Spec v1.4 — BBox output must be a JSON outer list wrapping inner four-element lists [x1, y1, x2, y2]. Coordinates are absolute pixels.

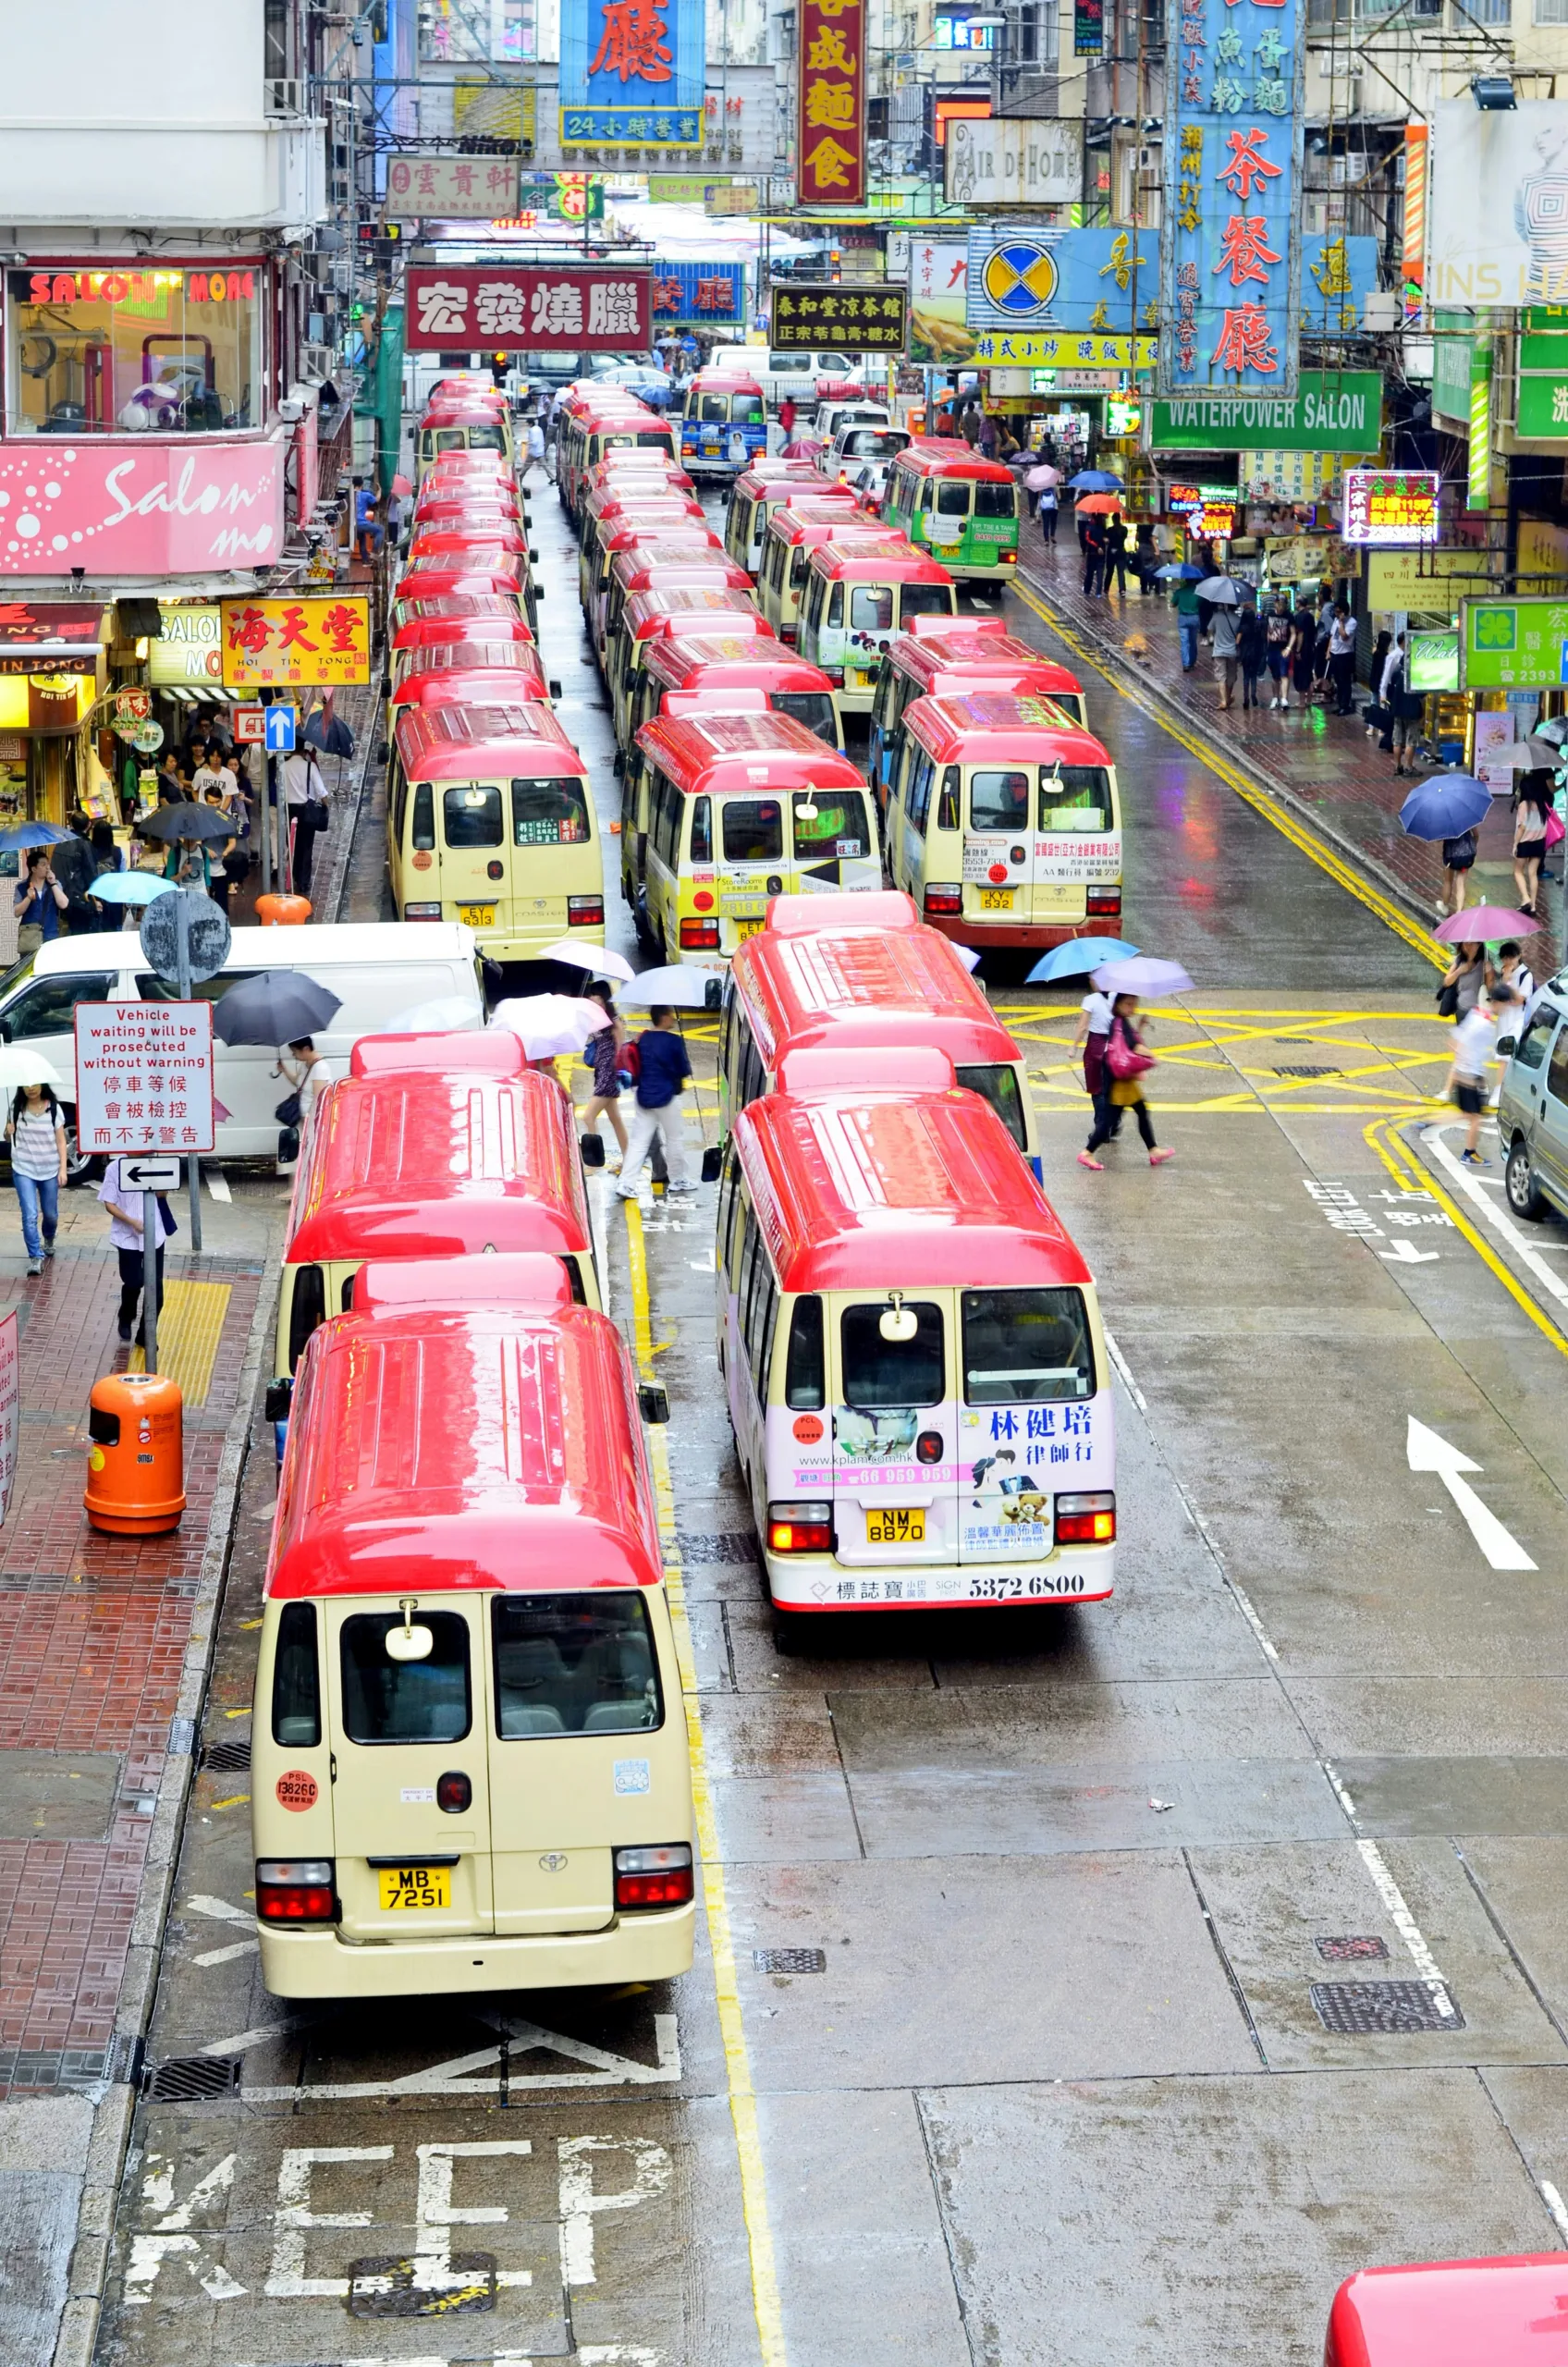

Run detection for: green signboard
[[1519, 306, 1568, 371], [1462, 595, 1568, 689], [1431, 312, 1472, 425], [1148, 371, 1382, 454], [1408, 631, 1459, 693], [1517, 372, 1568, 440]]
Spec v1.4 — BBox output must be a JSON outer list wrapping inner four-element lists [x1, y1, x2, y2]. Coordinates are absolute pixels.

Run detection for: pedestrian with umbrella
[[1208, 591, 1241, 712], [3, 1054, 67, 1275], [136, 798, 235, 895], [1076, 958, 1188, 1171], [1400, 772, 1492, 917], [210, 970, 344, 1169]]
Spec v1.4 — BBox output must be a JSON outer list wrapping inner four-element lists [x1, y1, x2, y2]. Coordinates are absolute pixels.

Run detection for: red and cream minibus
[[797, 544, 957, 710], [868, 616, 1087, 803], [759, 513, 908, 644]]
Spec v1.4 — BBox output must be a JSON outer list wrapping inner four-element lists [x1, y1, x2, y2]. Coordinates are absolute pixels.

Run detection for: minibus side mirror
[[580, 1133, 606, 1168], [701, 1147, 722, 1184], [548, 679, 563, 699], [638, 1384, 670, 1425], [263, 1377, 293, 1422]]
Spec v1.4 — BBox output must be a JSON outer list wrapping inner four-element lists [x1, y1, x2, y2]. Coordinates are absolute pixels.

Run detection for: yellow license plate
[[458, 904, 496, 928], [979, 888, 1015, 911], [379, 1865, 451, 1911], [866, 1506, 925, 1544], [731, 917, 764, 940]]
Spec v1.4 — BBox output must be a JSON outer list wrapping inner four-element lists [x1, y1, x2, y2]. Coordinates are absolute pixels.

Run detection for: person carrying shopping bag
[[1079, 994, 1175, 1170], [614, 1007, 693, 1201], [6, 1080, 67, 1275]]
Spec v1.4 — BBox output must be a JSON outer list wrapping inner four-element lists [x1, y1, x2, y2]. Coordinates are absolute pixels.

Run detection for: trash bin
[[256, 893, 312, 926], [84, 1372, 186, 1535]]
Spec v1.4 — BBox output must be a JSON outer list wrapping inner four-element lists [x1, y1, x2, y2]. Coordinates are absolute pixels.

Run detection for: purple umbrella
[[1433, 907, 1544, 943]]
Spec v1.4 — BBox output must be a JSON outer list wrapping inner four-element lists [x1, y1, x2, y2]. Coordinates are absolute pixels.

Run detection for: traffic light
[[490, 351, 508, 386]]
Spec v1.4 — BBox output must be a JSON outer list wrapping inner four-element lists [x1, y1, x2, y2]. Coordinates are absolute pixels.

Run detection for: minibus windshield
[[492, 1593, 663, 1736], [841, 1301, 944, 1407], [961, 1287, 1096, 1403], [954, 1062, 1028, 1150], [772, 692, 838, 745], [341, 1611, 472, 1743]]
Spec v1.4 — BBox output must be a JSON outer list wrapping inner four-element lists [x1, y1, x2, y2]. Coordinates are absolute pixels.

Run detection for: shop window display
[[6, 267, 263, 436]]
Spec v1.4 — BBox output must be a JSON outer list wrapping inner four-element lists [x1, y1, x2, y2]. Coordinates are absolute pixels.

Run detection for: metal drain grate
[[1273, 1064, 1343, 1078], [753, 1947, 827, 1975], [1309, 1981, 1464, 2035], [1316, 1934, 1389, 1963], [199, 1737, 251, 1773], [678, 1528, 757, 1564], [141, 2053, 243, 2102]]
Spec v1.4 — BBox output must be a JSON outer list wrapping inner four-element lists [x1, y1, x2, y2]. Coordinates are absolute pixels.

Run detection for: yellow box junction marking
[[129, 1278, 231, 1403]]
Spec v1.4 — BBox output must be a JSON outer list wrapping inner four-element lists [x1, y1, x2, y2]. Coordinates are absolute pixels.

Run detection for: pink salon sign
[[0, 435, 287, 577]]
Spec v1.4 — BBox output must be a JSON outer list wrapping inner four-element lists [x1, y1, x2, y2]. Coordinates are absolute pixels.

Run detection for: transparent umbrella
[[489, 994, 608, 1059]]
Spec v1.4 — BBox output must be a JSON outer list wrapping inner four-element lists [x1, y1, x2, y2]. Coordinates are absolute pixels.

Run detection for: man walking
[[1327, 603, 1357, 715], [1081, 511, 1108, 598], [1211, 600, 1240, 709], [1172, 575, 1202, 671], [615, 1006, 694, 1201]]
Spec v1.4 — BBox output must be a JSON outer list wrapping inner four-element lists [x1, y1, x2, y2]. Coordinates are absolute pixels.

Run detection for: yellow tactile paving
[[129, 1278, 231, 1404]]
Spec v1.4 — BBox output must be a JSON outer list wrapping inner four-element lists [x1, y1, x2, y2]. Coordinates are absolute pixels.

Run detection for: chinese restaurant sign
[[559, 0, 703, 146], [1462, 596, 1568, 691], [405, 266, 651, 350], [1158, 0, 1306, 397], [650, 261, 746, 325], [769, 283, 906, 352], [1149, 370, 1381, 451], [219, 597, 372, 690], [798, 0, 866, 206], [1341, 469, 1439, 546], [966, 224, 1365, 346], [386, 154, 521, 217]]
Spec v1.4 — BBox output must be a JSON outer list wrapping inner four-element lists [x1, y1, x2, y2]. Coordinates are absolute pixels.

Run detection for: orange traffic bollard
[[256, 892, 312, 926], [85, 1372, 186, 1535]]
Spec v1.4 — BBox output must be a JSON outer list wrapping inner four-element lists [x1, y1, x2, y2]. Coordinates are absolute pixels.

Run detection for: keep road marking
[[1406, 1416, 1537, 1572]]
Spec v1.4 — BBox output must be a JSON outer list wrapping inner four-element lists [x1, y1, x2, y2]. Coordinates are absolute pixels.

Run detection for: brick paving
[[1014, 537, 1564, 950]]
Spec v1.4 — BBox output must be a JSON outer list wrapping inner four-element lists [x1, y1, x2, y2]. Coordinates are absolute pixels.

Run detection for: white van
[[762, 350, 862, 413], [0, 925, 484, 1167]]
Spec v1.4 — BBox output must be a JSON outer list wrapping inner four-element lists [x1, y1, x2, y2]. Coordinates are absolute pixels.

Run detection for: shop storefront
[[6, 264, 266, 435], [0, 603, 105, 837]]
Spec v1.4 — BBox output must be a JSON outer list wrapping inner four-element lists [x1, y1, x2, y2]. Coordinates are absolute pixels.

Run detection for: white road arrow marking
[[1407, 1417, 1537, 1571], [1379, 1239, 1440, 1265]]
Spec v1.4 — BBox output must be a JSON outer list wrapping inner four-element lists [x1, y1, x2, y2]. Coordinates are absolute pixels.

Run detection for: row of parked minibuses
[[385, 378, 606, 963]]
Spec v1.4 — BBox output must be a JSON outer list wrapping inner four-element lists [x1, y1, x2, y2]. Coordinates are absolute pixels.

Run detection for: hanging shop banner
[[1240, 449, 1341, 501], [650, 260, 746, 326], [405, 264, 651, 350], [1158, 0, 1307, 398], [1519, 305, 1568, 370], [1149, 369, 1381, 451], [1430, 102, 1568, 307], [769, 283, 905, 352], [219, 597, 373, 691], [1341, 468, 1439, 546], [974, 330, 1157, 369], [1462, 595, 1568, 690], [798, 0, 866, 205], [945, 119, 1084, 209], [1365, 546, 1489, 611], [386, 154, 521, 217], [1518, 374, 1568, 438], [148, 603, 222, 686], [965, 224, 1366, 345], [558, 0, 703, 147], [1403, 123, 1427, 323], [1408, 630, 1459, 693], [1074, 0, 1104, 51], [902, 239, 974, 364]]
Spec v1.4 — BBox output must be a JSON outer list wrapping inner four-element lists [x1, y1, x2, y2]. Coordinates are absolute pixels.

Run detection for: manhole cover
[[347, 2254, 496, 2316], [142, 2053, 242, 2101], [1273, 1064, 1343, 1078], [1309, 1981, 1464, 2034], [199, 1737, 251, 1773], [678, 1529, 757, 1564], [753, 1948, 827, 1975], [1316, 1934, 1390, 1963]]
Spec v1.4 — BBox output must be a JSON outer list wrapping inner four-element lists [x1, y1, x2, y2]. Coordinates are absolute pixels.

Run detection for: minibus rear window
[[435, 430, 466, 453], [1039, 767, 1110, 830], [512, 778, 591, 846], [971, 770, 1032, 833], [637, 432, 670, 448], [272, 1601, 322, 1748], [841, 1302, 944, 1408], [772, 692, 837, 746], [962, 1287, 1096, 1404], [467, 425, 505, 450], [444, 786, 504, 848], [974, 482, 1017, 519], [722, 799, 784, 862], [492, 1593, 662, 1736], [955, 1062, 1028, 1150], [794, 789, 869, 861], [701, 396, 728, 423], [900, 585, 953, 621], [849, 585, 894, 632], [340, 1612, 472, 1743], [730, 397, 766, 424], [936, 481, 970, 517]]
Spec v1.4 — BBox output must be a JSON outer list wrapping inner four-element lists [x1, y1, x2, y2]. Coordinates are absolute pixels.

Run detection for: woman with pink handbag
[[1080, 994, 1175, 1171]]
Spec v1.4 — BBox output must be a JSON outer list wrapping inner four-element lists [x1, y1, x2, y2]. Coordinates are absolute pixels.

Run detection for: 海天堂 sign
[[219, 596, 372, 691]]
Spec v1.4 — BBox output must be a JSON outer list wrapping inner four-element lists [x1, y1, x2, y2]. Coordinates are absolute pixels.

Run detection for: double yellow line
[[1365, 1114, 1568, 1362]]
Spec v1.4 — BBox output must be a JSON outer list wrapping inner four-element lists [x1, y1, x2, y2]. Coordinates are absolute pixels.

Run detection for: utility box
[[85, 1372, 186, 1536]]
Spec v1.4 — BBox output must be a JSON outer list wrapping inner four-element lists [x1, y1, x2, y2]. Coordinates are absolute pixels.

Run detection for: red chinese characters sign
[[218, 596, 373, 689], [405, 266, 652, 352], [798, 0, 866, 206]]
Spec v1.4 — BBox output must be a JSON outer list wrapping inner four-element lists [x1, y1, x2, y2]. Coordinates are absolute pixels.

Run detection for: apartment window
[[6, 266, 264, 436], [1530, 0, 1561, 19], [1466, 0, 1510, 19]]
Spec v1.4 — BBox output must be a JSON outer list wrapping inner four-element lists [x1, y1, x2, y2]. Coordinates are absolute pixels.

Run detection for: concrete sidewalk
[[1014, 538, 1562, 953]]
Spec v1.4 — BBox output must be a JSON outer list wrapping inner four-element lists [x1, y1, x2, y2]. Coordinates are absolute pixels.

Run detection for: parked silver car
[[1497, 986, 1568, 1219]]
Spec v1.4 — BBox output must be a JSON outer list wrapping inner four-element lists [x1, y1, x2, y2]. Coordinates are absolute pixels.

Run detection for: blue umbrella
[[1154, 562, 1205, 582], [1068, 469, 1123, 491], [1399, 775, 1492, 841], [87, 872, 178, 905], [0, 821, 73, 852], [1026, 938, 1141, 985]]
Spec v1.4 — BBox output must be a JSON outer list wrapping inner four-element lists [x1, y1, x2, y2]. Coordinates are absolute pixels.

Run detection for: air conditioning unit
[[1363, 290, 1401, 331], [300, 342, 336, 378], [265, 77, 305, 116]]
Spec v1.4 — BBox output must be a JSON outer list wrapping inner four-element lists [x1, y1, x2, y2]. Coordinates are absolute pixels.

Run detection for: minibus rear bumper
[[257, 1900, 695, 1999], [763, 1544, 1114, 1612], [921, 914, 1124, 954]]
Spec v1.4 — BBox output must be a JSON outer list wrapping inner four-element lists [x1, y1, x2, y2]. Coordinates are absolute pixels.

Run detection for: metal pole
[[175, 895, 203, 1252], [260, 743, 273, 900], [141, 1187, 159, 1378]]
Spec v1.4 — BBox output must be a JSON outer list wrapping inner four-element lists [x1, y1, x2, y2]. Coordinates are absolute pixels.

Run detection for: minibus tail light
[[768, 1501, 833, 1553], [1087, 888, 1121, 916], [615, 1843, 694, 1909], [255, 1860, 336, 1922], [924, 885, 962, 918], [436, 1771, 472, 1813], [681, 917, 720, 950], [1056, 1491, 1116, 1545], [568, 894, 605, 926], [404, 901, 443, 919]]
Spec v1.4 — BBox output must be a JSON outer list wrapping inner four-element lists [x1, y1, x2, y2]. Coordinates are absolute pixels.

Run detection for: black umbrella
[[303, 706, 355, 759], [211, 970, 343, 1046], [138, 802, 236, 844]]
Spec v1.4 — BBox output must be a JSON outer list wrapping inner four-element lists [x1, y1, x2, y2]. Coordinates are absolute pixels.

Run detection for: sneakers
[[1077, 1149, 1104, 1170], [1460, 1147, 1483, 1167], [613, 1185, 641, 1201], [42, 1241, 54, 1260], [1149, 1147, 1176, 1167], [25, 1259, 41, 1277], [665, 1182, 696, 1197], [1269, 698, 1280, 709]]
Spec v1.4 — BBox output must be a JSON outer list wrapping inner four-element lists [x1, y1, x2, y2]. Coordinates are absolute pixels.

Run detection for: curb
[[1013, 561, 1445, 942]]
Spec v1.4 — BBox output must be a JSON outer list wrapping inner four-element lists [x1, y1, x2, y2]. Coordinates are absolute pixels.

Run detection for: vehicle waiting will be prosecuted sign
[[73, 1004, 215, 1156]]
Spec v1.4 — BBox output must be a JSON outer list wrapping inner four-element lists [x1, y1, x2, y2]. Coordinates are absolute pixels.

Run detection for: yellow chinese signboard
[[218, 596, 373, 690], [972, 329, 1156, 368]]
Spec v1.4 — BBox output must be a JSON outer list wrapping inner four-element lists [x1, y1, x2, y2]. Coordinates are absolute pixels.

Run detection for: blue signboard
[[650, 259, 747, 327], [1158, 0, 1307, 397], [965, 224, 1371, 343], [263, 705, 296, 754], [559, 0, 703, 147]]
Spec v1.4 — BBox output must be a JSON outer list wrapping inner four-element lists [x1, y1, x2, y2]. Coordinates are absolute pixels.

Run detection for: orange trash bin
[[256, 892, 312, 926], [85, 1372, 186, 1535]]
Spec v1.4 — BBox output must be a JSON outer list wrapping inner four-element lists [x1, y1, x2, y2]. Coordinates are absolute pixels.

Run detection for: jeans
[[1242, 663, 1266, 707], [1083, 552, 1105, 596], [618, 1101, 691, 1196], [1039, 506, 1058, 543], [116, 1243, 165, 1341], [13, 1171, 57, 1261], [1329, 651, 1354, 713], [1179, 615, 1200, 670]]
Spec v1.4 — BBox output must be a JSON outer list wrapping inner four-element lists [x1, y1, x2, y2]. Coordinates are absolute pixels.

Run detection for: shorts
[[1391, 714, 1415, 749], [1516, 838, 1548, 863], [1454, 1081, 1485, 1116]]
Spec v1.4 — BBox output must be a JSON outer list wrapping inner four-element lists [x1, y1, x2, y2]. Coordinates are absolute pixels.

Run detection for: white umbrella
[[1092, 956, 1194, 998], [489, 994, 607, 1059], [534, 939, 636, 983], [1195, 576, 1244, 605], [616, 965, 724, 1010], [382, 993, 488, 1036], [1484, 740, 1561, 770], [0, 1049, 61, 1090]]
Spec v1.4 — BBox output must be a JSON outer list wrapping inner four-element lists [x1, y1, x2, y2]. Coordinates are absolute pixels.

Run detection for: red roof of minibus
[[732, 462, 830, 496], [267, 1303, 662, 1599], [1326, 2258, 1568, 2367], [891, 630, 1082, 700], [688, 367, 764, 395], [661, 686, 771, 717], [612, 554, 752, 598], [733, 1089, 1089, 1294], [896, 436, 1014, 484], [637, 708, 863, 796], [771, 509, 898, 547], [393, 594, 526, 632], [286, 1071, 591, 1265], [624, 587, 772, 641], [643, 636, 833, 694], [411, 501, 523, 532], [774, 1044, 956, 1095], [730, 925, 1020, 1071], [905, 691, 1112, 768], [589, 493, 707, 530], [808, 545, 951, 585], [392, 703, 582, 780], [395, 563, 524, 598], [390, 643, 548, 703], [351, 1029, 524, 1080], [393, 668, 552, 712], [393, 611, 534, 654], [763, 888, 921, 936], [408, 526, 529, 558], [423, 399, 508, 423], [351, 1251, 572, 1314]]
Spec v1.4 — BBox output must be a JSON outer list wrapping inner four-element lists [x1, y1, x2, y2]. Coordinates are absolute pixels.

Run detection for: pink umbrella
[[1433, 907, 1543, 942], [391, 472, 413, 497]]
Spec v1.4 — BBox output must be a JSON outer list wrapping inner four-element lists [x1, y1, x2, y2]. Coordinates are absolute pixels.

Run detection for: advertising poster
[[650, 261, 746, 326], [1430, 102, 1568, 306], [798, 0, 866, 204]]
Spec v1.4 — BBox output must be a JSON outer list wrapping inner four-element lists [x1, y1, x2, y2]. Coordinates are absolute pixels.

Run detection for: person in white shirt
[[1072, 987, 1119, 1146], [282, 747, 328, 898], [275, 1036, 337, 1171], [98, 1157, 174, 1343], [1449, 999, 1498, 1164]]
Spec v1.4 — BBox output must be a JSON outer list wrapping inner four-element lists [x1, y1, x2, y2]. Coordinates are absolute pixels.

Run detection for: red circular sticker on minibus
[[412, 850, 433, 871], [988, 863, 1009, 884], [276, 1770, 319, 1812], [792, 1414, 824, 1444]]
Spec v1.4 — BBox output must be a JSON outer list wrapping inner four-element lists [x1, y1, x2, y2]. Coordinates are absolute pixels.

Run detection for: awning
[[0, 600, 107, 661]]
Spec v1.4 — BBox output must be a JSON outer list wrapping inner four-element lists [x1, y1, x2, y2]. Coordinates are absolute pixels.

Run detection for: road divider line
[[1422, 1122, 1568, 1312], [623, 1199, 787, 2367], [1366, 1119, 1568, 1363], [1320, 1761, 1461, 2020]]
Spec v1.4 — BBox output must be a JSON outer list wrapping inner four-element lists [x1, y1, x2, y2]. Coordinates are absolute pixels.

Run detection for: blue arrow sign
[[263, 705, 297, 754]]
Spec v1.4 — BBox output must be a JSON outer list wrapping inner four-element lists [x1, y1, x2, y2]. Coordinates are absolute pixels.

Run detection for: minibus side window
[[850, 585, 893, 632], [1038, 766, 1110, 829], [804, 570, 826, 630], [827, 583, 845, 628], [288, 1264, 326, 1371], [717, 1142, 738, 1251], [738, 1206, 761, 1323], [773, 692, 838, 747], [750, 1268, 779, 1392], [411, 784, 435, 851], [341, 1610, 472, 1742], [272, 1601, 322, 1748], [689, 794, 712, 864], [971, 768, 1033, 833], [905, 747, 935, 833], [392, 767, 409, 848], [961, 1287, 1096, 1404], [493, 1593, 662, 1736], [793, 788, 869, 859], [722, 799, 784, 863], [784, 1295, 825, 1409], [444, 786, 504, 848], [900, 584, 955, 621], [513, 777, 591, 846], [936, 766, 961, 831], [871, 662, 894, 728], [725, 1176, 749, 1282], [563, 1254, 587, 1305], [841, 1302, 944, 1408], [955, 1062, 1028, 1151], [340, 1274, 356, 1311]]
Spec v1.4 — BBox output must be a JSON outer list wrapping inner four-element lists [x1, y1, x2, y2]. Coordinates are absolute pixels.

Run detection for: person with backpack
[[614, 1006, 692, 1201], [12, 852, 68, 957], [1441, 827, 1478, 919], [1264, 593, 1292, 707], [1078, 994, 1175, 1170], [6, 1079, 67, 1275]]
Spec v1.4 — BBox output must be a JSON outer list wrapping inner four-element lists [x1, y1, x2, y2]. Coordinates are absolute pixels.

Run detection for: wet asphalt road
[[92, 471, 1568, 2367]]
